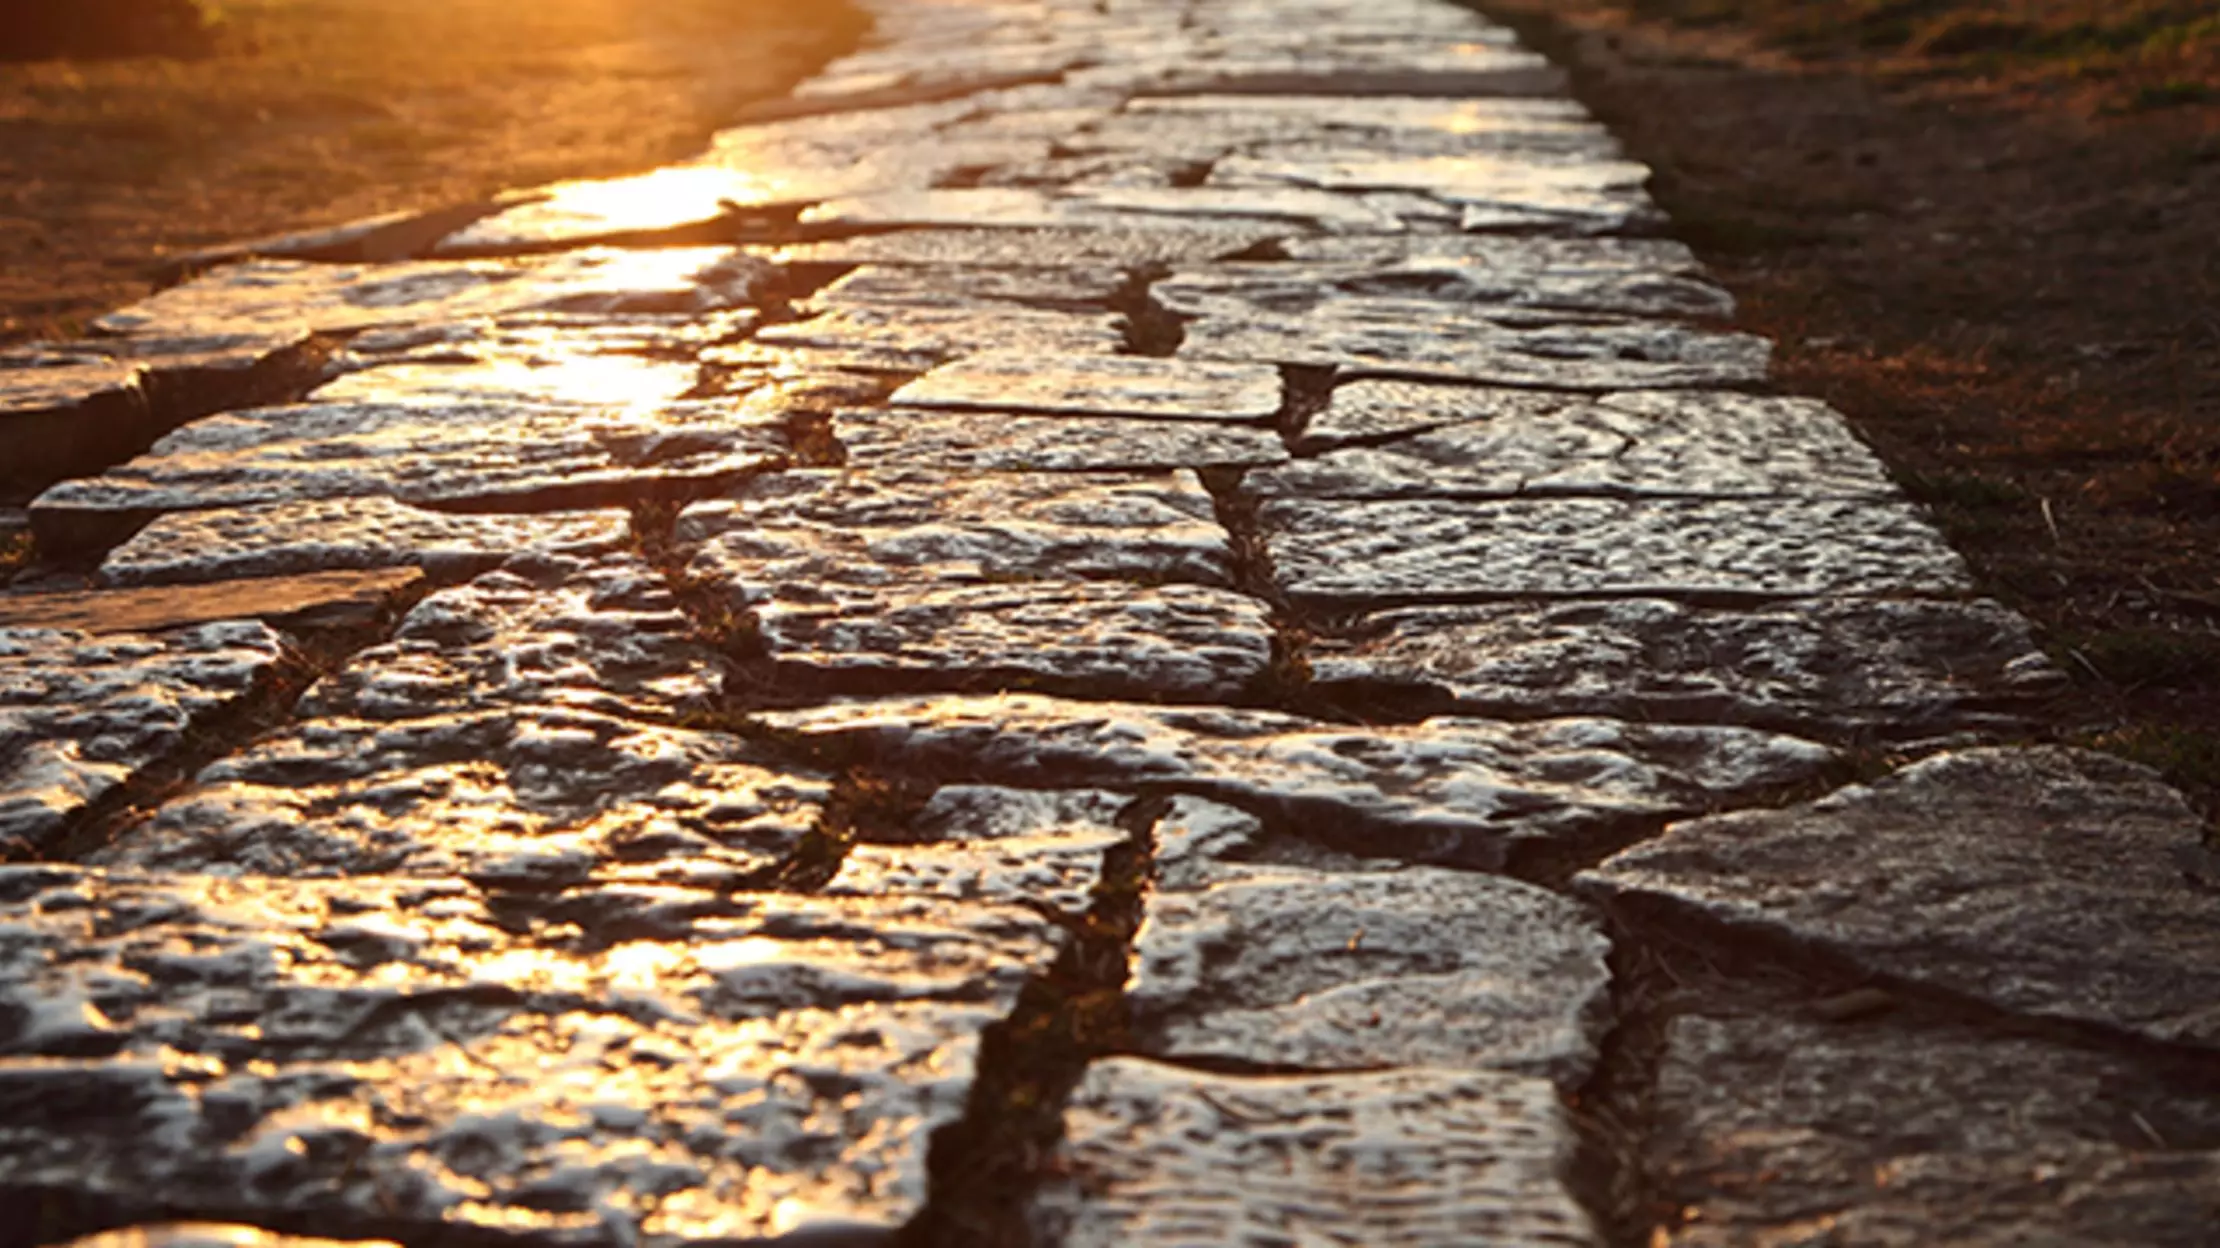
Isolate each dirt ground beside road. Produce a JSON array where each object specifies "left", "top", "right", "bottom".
[
  {"left": 1470, "top": 0, "right": 2220, "bottom": 820},
  {"left": 0, "top": 0, "right": 865, "bottom": 344}
]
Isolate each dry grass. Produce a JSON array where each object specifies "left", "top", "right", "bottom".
[{"left": 0, "top": 0, "right": 864, "bottom": 342}]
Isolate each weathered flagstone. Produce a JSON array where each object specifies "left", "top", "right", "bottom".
[
  {"left": 1075, "top": 93, "right": 1617, "bottom": 165},
  {"left": 1297, "top": 380, "right": 1587, "bottom": 450},
  {"left": 1261, "top": 495, "right": 1973, "bottom": 606},
  {"left": 772, "top": 225, "right": 1281, "bottom": 271},
  {"left": 678, "top": 468, "right": 1236, "bottom": 588},
  {"left": 62, "top": 1227, "right": 399, "bottom": 1248},
  {"left": 0, "top": 866, "right": 1062, "bottom": 1244},
  {"left": 1028, "top": 1058, "right": 1599, "bottom": 1248},
  {"left": 807, "top": 264, "right": 1129, "bottom": 313},
  {"left": 30, "top": 396, "right": 787, "bottom": 551},
  {"left": 755, "top": 302, "right": 1126, "bottom": 372},
  {"left": 1211, "top": 149, "right": 1660, "bottom": 235},
  {"left": 0, "top": 349, "right": 153, "bottom": 487},
  {"left": 0, "top": 622, "right": 285, "bottom": 854},
  {"left": 1311, "top": 597, "right": 2064, "bottom": 735},
  {"left": 310, "top": 320, "right": 711, "bottom": 409},
  {"left": 1133, "top": 796, "right": 1612, "bottom": 1081},
  {"left": 1183, "top": 300, "right": 1771, "bottom": 388},
  {"left": 1652, "top": 1014, "right": 2220, "bottom": 1247},
  {"left": 760, "top": 694, "right": 1836, "bottom": 868},
  {"left": 830, "top": 786, "right": 1131, "bottom": 920},
  {"left": 91, "top": 248, "right": 771, "bottom": 345},
  {"left": 1584, "top": 747, "right": 2220, "bottom": 1048},
  {"left": 891, "top": 353, "right": 1283, "bottom": 422},
  {"left": 799, "top": 185, "right": 1426, "bottom": 235},
  {"left": 834, "top": 405, "right": 1291, "bottom": 471},
  {"left": 1248, "top": 391, "right": 1897, "bottom": 500},
  {"left": 95, "top": 706, "right": 826, "bottom": 888},
  {"left": 1162, "top": 237, "right": 1732, "bottom": 320},
  {"left": 0, "top": 569, "right": 423, "bottom": 634},
  {"left": 99, "top": 497, "right": 628, "bottom": 587}
]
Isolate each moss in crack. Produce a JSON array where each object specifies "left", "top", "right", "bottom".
[{"left": 902, "top": 794, "right": 1163, "bottom": 1248}]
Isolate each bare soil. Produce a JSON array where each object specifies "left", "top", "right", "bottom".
[
  {"left": 1470, "top": 0, "right": 2220, "bottom": 819},
  {"left": 0, "top": 0, "right": 865, "bottom": 343}
]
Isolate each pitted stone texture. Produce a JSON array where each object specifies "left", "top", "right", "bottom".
[
  {"left": 744, "top": 575, "right": 1276, "bottom": 702},
  {"left": 91, "top": 248, "right": 770, "bottom": 343},
  {"left": 1030, "top": 1058, "right": 1599, "bottom": 1248},
  {"left": 892, "top": 353, "right": 1282, "bottom": 422},
  {"left": 100, "top": 497, "right": 626, "bottom": 587},
  {"left": 1653, "top": 1014, "right": 2220, "bottom": 1247},
  {"left": 31, "top": 396, "right": 787, "bottom": 534},
  {"left": 96, "top": 708, "right": 826, "bottom": 888},
  {"left": 1077, "top": 94, "right": 1616, "bottom": 166},
  {"left": 1261, "top": 496, "right": 1972, "bottom": 607},
  {"left": 1134, "top": 858, "right": 1611, "bottom": 1083},
  {"left": 63, "top": 1227, "right": 399, "bottom": 1248},
  {"left": 311, "top": 322, "right": 708, "bottom": 409},
  {"left": 755, "top": 302, "right": 1125, "bottom": 372},
  {"left": 1311, "top": 598, "right": 2064, "bottom": 736},
  {"left": 834, "top": 406, "right": 1290, "bottom": 472},
  {"left": 1252, "top": 390, "right": 1894, "bottom": 500},
  {"left": 0, "top": 622, "right": 284, "bottom": 853},
  {"left": 0, "top": 349, "right": 153, "bottom": 486},
  {"left": 807, "top": 264, "right": 1128, "bottom": 313},
  {"left": 832, "top": 787, "right": 1132, "bottom": 921},
  {"left": 0, "top": 867, "right": 1062, "bottom": 1245},
  {"left": 759, "top": 694, "right": 1836, "bottom": 869},
  {"left": 1157, "top": 244, "right": 1730, "bottom": 325},
  {"left": 799, "top": 185, "right": 1422, "bottom": 235},
  {"left": 773, "top": 226, "right": 1278, "bottom": 271},
  {"left": 678, "top": 469, "right": 1235, "bottom": 588},
  {"left": 1584, "top": 748, "right": 2220, "bottom": 1048},
  {"left": 299, "top": 553, "right": 719, "bottom": 724},
  {"left": 1299, "top": 381, "right": 1585, "bottom": 450},
  {"left": 0, "top": 572, "right": 425, "bottom": 639},
  {"left": 1183, "top": 301, "right": 1771, "bottom": 389},
  {"left": 1212, "top": 150, "right": 1659, "bottom": 235}
]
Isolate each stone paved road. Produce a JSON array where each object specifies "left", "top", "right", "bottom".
[{"left": 4, "top": 2, "right": 2217, "bottom": 1246}]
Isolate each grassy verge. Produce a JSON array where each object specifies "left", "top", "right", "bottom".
[{"left": 0, "top": 0, "right": 866, "bottom": 342}]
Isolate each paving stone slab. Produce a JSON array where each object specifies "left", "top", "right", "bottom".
[
  {"left": 1029, "top": 1057, "right": 1599, "bottom": 1248},
  {"left": 1249, "top": 391, "right": 1897, "bottom": 500},
  {"left": 806, "top": 264, "right": 1129, "bottom": 313},
  {"left": 759, "top": 694, "right": 1837, "bottom": 869},
  {"left": 678, "top": 468, "right": 1236, "bottom": 588},
  {"left": 829, "top": 831, "right": 1123, "bottom": 920},
  {"left": 0, "top": 621, "right": 285, "bottom": 854},
  {"left": 755, "top": 302, "right": 1126, "bottom": 371},
  {"left": 1585, "top": 747, "right": 2220, "bottom": 1048},
  {"left": 891, "top": 353, "right": 1282, "bottom": 422},
  {"left": 1260, "top": 495, "right": 1972, "bottom": 607},
  {"left": 1182, "top": 299, "right": 1771, "bottom": 387},
  {"left": 1311, "top": 597, "right": 2064, "bottom": 736},
  {"left": 835, "top": 405, "right": 1291, "bottom": 471},
  {"left": 0, "top": 349, "right": 154, "bottom": 487},
  {"left": 772, "top": 226, "right": 1281, "bottom": 270},
  {"left": 1075, "top": 94, "right": 1616, "bottom": 165},
  {"left": 1210, "top": 149, "right": 1660, "bottom": 235},
  {"left": 99, "top": 497, "right": 628, "bottom": 587},
  {"left": 311, "top": 320, "right": 711, "bottom": 409},
  {"left": 0, "top": 866, "right": 1061, "bottom": 1244},
  {"left": 1134, "top": 851, "right": 1612, "bottom": 1083},
  {"left": 1653, "top": 1014, "right": 2220, "bottom": 1247},
  {"left": 91, "top": 249, "right": 771, "bottom": 345},
  {"left": 95, "top": 705, "right": 826, "bottom": 888},
  {"left": 30, "top": 397, "right": 787, "bottom": 550},
  {"left": 1162, "top": 237, "right": 1732, "bottom": 320},
  {"left": 1298, "top": 381, "right": 1588, "bottom": 449},
  {"left": 799, "top": 185, "right": 1424, "bottom": 235},
  {"left": 0, "top": 569, "right": 423, "bottom": 634},
  {"left": 61, "top": 1227, "right": 399, "bottom": 1248}
]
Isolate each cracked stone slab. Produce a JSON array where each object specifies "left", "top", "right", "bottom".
[
  {"left": 799, "top": 185, "right": 1421, "bottom": 235},
  {"left": 0, "top": 349, "right": 154, "bottom": 487},
  {"left": 30, "top": 396, "right": 787, "bottom": 550},
  {"left": 0, "top": 866, "right": 1062, "bottom": 1244},
  {"left": 1583, "top": 747, "right": 2220, "bottom": 1049},
  {"left": 1161, "top": 237, "right": 1732, "bottom": 321},
  {"left": 99, "top": 496, "right": 628, "bottom": 587},
  {"left": 891, "top": 353, "right": 1282, "bottom": 422},
  {"left": 310, "top": 320, "right": 710, "bottom": 409},
  {"left": 1029, "top": 1058, "right": 1599, "bottom": 1248},
  {"left": 1312, "top": 597, "right": 2065, "bottom": 736},
  {"left": 1212, "top": 149, "right": 1660, "bottom": 234},
  {"left": 829, "top": 785, "right": 1129, "bottom": 920},
  {"left": 91, "top": 248, "right": 771, "bottom": 345},
  {"left": 835, "top": 405, "right": 1291, "bottom": 472},
  {"left": 1182, "top": 299, "right": 1771, "bottom": 388},
  {"left": 1133, "top": 800, "right": 1612, "bottom": 1082},
  {"left": 298, "top": 552, "right": 721, "bottom": 724},
  {"left": 772, "top": 226, "right": 1279, "bottom": 271},
  {"left": 759, "top": 694, "right": 1837, "bottom": 869},
  {"left": 1261, "top": 496, "right": 1972, "bottom": 607},
  {"left": 0, "top": 621, "right": 284, "bottom": 854},
  {"left": 1249, "top": 391, "right": 1897, "bottom": 500},
  {"left": 754, "top": 302, "right": 1125, "bottom": 372},
  {"left": 0, "top": 568, "right": 423, "bottom": 634},
  {"left": 1298, "top": 381, "right": 1589, "bottom": 450},
  {"left": 678, "top": 468, "right": 1236, "bottom": 588},
  {"left": 1653, "top": 1014, "right": 2220, "bottom": 1247},
  {"left": 95, "top": 706, "right": 828, "bottom": 888}
]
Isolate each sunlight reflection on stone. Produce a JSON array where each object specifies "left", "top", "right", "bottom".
[{"left": 440, "top": 165, "right": 779, "bottom": 252}]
